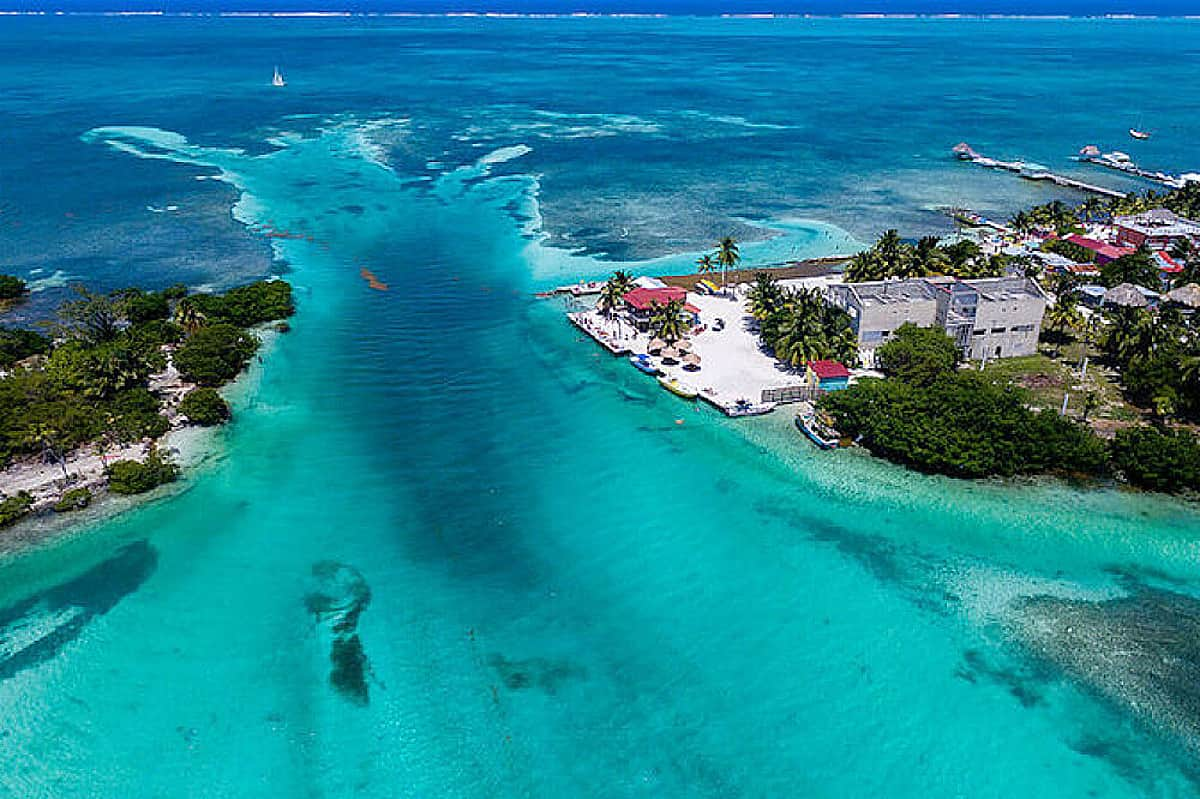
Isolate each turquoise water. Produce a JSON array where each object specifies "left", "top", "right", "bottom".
[{"left": 2, "top": 17, "right": 1200, "bottom": 797}]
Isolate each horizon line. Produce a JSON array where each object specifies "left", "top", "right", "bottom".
[{"left": 0, "top": 9, "right": 1196, "bottom": 18}]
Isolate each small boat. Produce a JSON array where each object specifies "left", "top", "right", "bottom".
[
  {"left": 657, "top": 376, "right": 698, "bottom": 399},
  {"left": 272, "top": 66, "right": 286, "bottom": 87},
  {"left": 1129, "top": 128, "right": 1151, "bottom": 140},
  {"left": 629, "top": 354, "right": 661, "bottom": 376},
  {"left": 795, "top": 409, "right": 841, "bottom": 450}
]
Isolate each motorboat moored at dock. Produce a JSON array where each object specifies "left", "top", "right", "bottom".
[
  {"left": 795, "top": 405, "right": 842, "bottom": 449},
  {"left": 658, "top": 376, "right": 699, "bottom": 399}
]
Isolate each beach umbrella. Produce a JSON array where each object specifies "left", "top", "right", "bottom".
[
  {"left": 1103, "top": 283, "right": 1149, "bottom": 308},
  {"left": 674, "top": 339, "right": 692, "bottom": 352},
  {"left": 682, "top": 352, "right": 701, "bottom": 370},
  {"left": 1166, "top": 283, "right": 1200, "bottom": 309},
  {"left": 660, "top": 346, "right": 681, "bottom": 362},
  {"left": 647, "top": 337, "right": 666, "bottom": 354}
]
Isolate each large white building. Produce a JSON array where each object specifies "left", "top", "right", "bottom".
[{"left": 828, "top": 276, "right": 1048, "bottom": 366}]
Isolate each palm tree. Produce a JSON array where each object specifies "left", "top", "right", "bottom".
[
  {"left": 914, "top": 236, "right": 949, "bottom": 276},
  {"left": 597, "top": 270, "right": 635, "bottom": 318},
  {"left": 747, "top": 272, "right": 785, "bottom": 319},
  {"left": 715, "top": 236, "right": 741, "bottom": 291},
  {"left": 649, "top": 298, "right": 688, "bottom": 343},
  {"left": 1043, "top": 300, "right": 1083, "bottom": 357},
  {"left": 1009, "top": 210, "right": 1033, "bottom": 234},
  {"left": 874, "top": 229, "right": 914, "bottom": 278},
  {"left": 696, "top": 254, "right": 716, "bottom": 279},
  {"left": 845, "top": 250, "right": 882, "bottom": 283}
]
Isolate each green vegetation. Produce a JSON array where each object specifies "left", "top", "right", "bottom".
[
  {"left": 597, "top": 270, "right": 634, "bottom": 317},
  {"left": 1110, "top": 427, "right": 1200, "bottom": 494},
  {"left": 54, "top": 487, "right": 92, "bottom": 512},
  {"left": 649, "top": 298, "right": 689, "bottom": 343},
  {"left": 179, "top": 387, "right": 231, "bottom": 426},
  {"left": 0, "top": 274, "right": 28, "bottom": 301},
  {"left": 874, "top": 323, "right": 959, "bottom": 386},
  {"left": 714, "top": 236, "right": 741, "bottom": 289},
  {"left": 1042, "top": 237, "right": 1093, "bottom": 264},
  {"left": 0, "top": 279, "right": 289, "bottom": 486},
  {"left": 174, "top": 323, "right": 259, "bottom": 386},
  {"left": 1099, "top": 249, "right": 1159, "bottom": 289},
  {"left": 821, "top": 326, "right": 1106, "bottom": 479},
  {"left": 0, "top": 326, "right": 51, "bottom": 368},
  {"left": 106, "top": 452, "right": 179, "bottom": 495},
  {"left": 747, "top": 272, "right": 856, "bottom": 366},
  {"left": 0, "top": 492, "right": 33, "bottom": 527},
  {"left": 846, "top": 230, "right": 1006, "bottom": 282},
  {"left": 184, "top": 279, "right": 294, "bottom": 328}
]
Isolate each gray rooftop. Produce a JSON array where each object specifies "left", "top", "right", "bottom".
[{"left": 1113, "top": 208, "right": 1200, "bottom": 237}]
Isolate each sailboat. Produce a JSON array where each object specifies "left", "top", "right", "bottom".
[
  {"left": 1129, "top": 128, "right": 1151, "bottom": 140},
  {"left": 272, "top": 66, "right": 286, "bottom": 88}
]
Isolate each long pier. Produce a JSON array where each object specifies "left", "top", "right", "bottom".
[
  {"left": 952, "top": 144, "right": 1127, "bottom": 200},
  {"left": 1077, "top": 151, "right": 1188, "bottom": 190}
]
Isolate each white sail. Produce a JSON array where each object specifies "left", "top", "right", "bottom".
[{"left": 272, "top": 66, "right": 286, "bottom": 87}]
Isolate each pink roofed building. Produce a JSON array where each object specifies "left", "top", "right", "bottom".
[{"left": 1064, "top": 234, "right": 1135, "bottom": 265}]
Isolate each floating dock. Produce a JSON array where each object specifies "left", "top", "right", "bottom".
[
  {"left": 1076, "top": 147, "right": 1189, "bottom": 190},
  {"left": 952, "top": 143, "right": 1127, "bottom": 200}
]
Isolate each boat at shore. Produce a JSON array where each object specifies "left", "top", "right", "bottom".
[
  {"left": 795, "top": 406, "right": 841, "bottom": 449},
  {"left": 630, "top": 354, "right": 661, "bottom": 376},
  {"left": 658, "top": 376, "right": 698, "bottom": 399}
]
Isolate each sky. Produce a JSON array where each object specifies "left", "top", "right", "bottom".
[{"left": 1, "top": 0, "right": 1195, "bottom": 14}]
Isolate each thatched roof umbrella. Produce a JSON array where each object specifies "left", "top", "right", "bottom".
[
  {"left": 1103, "top": 283, "right": 1150, "bottom": 308},
  {"left": 1166, "top": 282, "right": 1200, "bottom": 309},
  {"left": 675, "top": 339, "right": 692, "bottom": 352},
  {"left": 647, "top": 337, "right": 666, "bottom": 354},
  {"left": 660, "top": 346, "right": 681, "bottom": 363},
  {"left": 681, "top": 352, "right": 702, "bottom": 371}
]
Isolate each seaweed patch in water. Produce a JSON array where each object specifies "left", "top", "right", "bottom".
[
  {"left": 488, "top": 653, "right": 585, "bottom": 695},
  {"left": 305, "top": 561, "right": 374, "bottom": 705}
]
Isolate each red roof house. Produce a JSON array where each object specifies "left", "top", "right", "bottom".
[
  {"left": 1064, "top": 234, "right": 1135, "bottom": 265},
  {"left": 622, "top": 286, "right": 687, "bottom": 312}
]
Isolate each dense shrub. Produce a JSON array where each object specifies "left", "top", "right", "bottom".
[
  {"left": 874, "top": 324, "right": 960, "bottom": 386},
  {"left": 173, "top": 323, "right": 258, "bottom": 386},
  {"left": 0, "top": 493, "right": 33, "bottom": 527},
  {"left": 189, "top": 280, "right": 294, "bottom": 327},
  {"left": 179, "top": 387, "right": 230, "bottom": 426},
  {"left": 121, "top": 289, "right": 170, "bottom": 324},
  {"left": 106, "top": 454, "right": 179, "bottom": 495},
  {"left": 821, "top": 373, "right": 1108, "bottom": 479},
  {"left": 0, "top": 275, "right": 27, "bottom": 300},
  {"left": 0, "top": 326, "right": 51, "bottom": 368},
  {"left": 108, "top": 388, "right": 171, "bottom": 442},
  {"left": 1043, "top": 237, "right": 1093, "bottom": 264},
  {"left": 1111, "top": 427, "right": 1200, "bottom": 494},
  {"left": 53, "top": 487, "right": 92, "bottom": 512}
]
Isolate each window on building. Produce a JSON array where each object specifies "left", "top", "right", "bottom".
[
  {"left": 862, "top": 331, "right": 886, "bottom": 343},
  {"left": 1012, "top": 324, "right": 1035, "bottom": 332},
  {"left": 991, "top": 327, "right": 1006, "bottom": 334}
]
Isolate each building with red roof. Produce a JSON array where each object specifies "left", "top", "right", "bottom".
[
  {"left": 805, "top": 360, "right": 851, "bottom": 391},
  {"left": 622, "top": 286, "right": 687, "bottom": 312},
  {"left": 1064, "top": 234, "right": 1134, "bottom": 265}
]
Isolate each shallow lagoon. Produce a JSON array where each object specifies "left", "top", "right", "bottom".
[{"left": 1, "top": 16, "right": 1200, "bottom": 797}]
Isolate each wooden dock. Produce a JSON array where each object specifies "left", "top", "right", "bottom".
[
  {"left": 568, "top": 311, "right": 632, "bottom": 355},
  {"left": 954, "top": 145, "right": 1126, "bottom": 200}
]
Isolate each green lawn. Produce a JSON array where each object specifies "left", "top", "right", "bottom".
[{"left": 974, "top": 346, "right": 1141, "bottom": 426}]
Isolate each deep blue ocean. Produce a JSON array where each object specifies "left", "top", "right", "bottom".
[{"left": 1, "top": 15, "right": 1200, "bottom": 798}]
